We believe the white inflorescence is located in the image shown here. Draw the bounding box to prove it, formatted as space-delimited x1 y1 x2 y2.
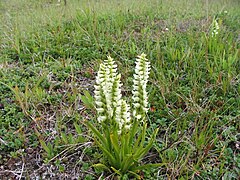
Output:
132 53 151 121
94 56 122 119
94 63 108 123
212 19 220 37
94 54 150 132
94 56 131 133
115 99 131 132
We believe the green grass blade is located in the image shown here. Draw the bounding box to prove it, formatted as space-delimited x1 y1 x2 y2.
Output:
131 163 167 172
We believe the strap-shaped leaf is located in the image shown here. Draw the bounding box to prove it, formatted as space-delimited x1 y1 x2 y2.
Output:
60 132 68 144
92 163 111 172
129 120 139 147
128 171 141 179
133 123 146 151
85 120 107 147
110 133 120 162
122 132 130 158
95 139 117 167
140 123 147 147
111 166 122 176
121 155 135 173
134 128 159 160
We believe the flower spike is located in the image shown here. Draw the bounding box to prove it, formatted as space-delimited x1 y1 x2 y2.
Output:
132 53 151 122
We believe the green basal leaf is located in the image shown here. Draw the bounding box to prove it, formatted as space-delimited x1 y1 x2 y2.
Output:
122 132 130 158
85 120 107 147
95 139 117 167
129 120 139 148
133 131 143 151
84 90 94 102
68 133 74 144
111 166 122 176
122 155 135 173
134 128 159 160
92 163 111 172
102 124 113 153
110 133 120 161
133 123 146 151
128 171 141 179
140 123 147 147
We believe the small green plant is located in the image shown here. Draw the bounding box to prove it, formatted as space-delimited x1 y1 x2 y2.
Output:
38 122 85 162
85 54 161 178
0 76 47 118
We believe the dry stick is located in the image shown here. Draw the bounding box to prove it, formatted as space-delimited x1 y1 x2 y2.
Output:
0 170 22 177
0 137 8 145
18 161 25 180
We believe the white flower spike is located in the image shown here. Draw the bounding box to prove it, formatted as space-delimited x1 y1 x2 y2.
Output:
211 19 220 37
132 53 151 122
94 53 151 132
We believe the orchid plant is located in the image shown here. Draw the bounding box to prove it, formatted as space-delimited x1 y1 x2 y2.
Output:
85 53 159 178
211 18 220 38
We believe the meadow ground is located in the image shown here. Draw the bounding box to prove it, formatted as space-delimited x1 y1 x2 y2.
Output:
0 0 239 179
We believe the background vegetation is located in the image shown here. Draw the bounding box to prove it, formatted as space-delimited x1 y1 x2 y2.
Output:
0 0 239 179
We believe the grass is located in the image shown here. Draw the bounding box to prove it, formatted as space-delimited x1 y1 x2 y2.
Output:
0 0 239 179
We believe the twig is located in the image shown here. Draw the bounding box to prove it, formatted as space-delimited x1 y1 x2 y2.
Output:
0 137 8 145
18 161 25 180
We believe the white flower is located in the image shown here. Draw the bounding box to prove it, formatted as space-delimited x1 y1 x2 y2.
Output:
133 103 141 108
95 101 104 107
136 115 141 119
125 124 131 130
132 97 140 102
96 108 105 113
94 95 101 101
97 116 107 123
133 85 139 91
